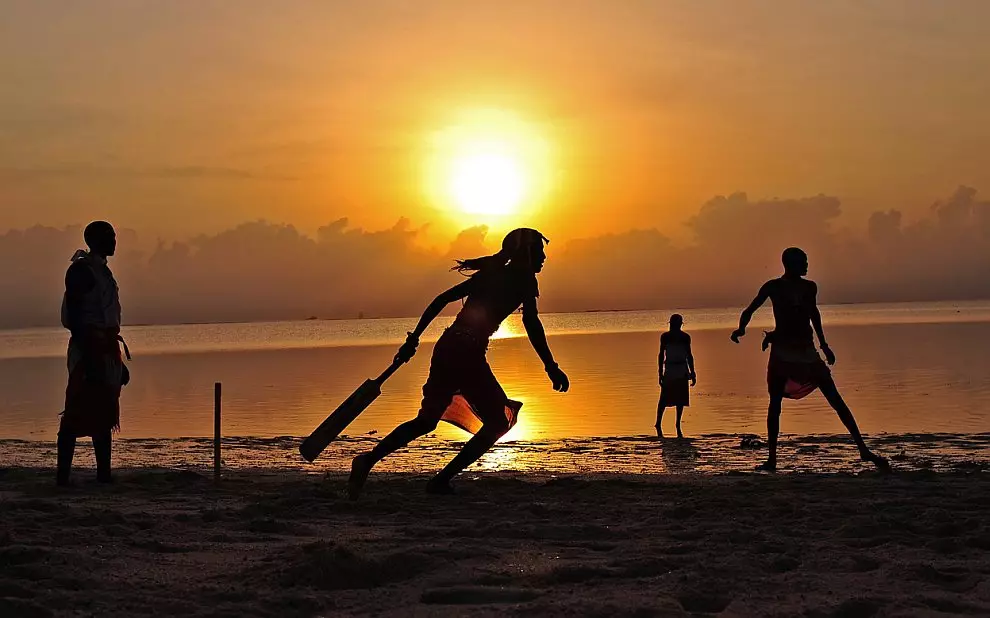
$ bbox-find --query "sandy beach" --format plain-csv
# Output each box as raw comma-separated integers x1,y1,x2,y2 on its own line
1,468,987,617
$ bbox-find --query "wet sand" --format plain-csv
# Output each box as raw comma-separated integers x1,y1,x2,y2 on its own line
4,432,989,474
1,468,988,617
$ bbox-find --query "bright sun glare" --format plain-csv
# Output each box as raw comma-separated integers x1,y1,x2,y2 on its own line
449,148,526,215
425,109,552,221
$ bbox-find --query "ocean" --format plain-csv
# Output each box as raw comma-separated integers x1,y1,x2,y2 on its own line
2,301,989,473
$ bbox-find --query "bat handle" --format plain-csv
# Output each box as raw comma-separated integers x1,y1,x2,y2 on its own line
375,358,405,384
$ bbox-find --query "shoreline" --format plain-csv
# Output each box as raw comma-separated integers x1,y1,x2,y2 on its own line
3,432,988,476
4,297,990,334
7,432,990,476
0,468,987,616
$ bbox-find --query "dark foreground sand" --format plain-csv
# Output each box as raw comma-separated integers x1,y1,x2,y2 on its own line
1,468,988,617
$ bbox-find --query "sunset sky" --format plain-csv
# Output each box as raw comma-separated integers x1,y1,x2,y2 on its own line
3,1,990,246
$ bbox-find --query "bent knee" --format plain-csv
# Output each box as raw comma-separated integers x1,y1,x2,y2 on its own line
410,415,441,434
481,414,511,436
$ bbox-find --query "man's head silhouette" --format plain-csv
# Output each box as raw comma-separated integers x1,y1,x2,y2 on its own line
782,247,808,277
84,221,116,258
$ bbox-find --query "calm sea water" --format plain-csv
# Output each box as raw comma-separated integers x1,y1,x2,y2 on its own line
2,301,989,473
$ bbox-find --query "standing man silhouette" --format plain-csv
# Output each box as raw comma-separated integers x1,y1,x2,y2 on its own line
57,221,130,485
656,314,696,438
731,248,888,472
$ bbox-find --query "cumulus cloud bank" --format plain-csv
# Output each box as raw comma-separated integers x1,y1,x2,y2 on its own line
2,187,989,329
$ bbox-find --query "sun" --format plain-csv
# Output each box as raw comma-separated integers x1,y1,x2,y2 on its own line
449,147,526,215
425,108,553,221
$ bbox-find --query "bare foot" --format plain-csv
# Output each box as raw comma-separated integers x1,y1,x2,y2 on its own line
756,460,777,472
426,477,455,495
862,451,891,473
347,454,373,500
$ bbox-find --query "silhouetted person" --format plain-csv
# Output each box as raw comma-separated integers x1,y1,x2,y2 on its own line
656,314,696,438
348,228,568,497
731,247,888,472
57,221,131,485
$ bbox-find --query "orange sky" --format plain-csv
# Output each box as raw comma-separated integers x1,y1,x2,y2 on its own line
2,1,990,246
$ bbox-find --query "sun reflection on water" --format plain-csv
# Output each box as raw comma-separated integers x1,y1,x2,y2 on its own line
491,317,527,340
502,394,537,442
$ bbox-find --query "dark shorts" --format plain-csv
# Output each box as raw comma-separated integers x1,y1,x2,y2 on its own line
418,330,520,435
659,377,690,408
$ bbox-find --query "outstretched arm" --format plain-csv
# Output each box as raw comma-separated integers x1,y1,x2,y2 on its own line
522,298,569,392
412,280,472,338
395,280,473,362
731,282,771,342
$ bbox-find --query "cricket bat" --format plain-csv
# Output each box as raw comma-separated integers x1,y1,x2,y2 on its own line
299,358,404,462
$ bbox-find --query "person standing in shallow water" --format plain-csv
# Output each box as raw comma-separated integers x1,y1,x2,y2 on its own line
656,314,696,438
58,221,131,485
348,228,569,498
731,247,888,472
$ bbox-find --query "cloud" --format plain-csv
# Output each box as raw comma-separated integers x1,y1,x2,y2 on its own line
1,186,989,329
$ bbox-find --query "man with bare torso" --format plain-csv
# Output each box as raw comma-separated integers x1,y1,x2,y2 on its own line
731,248,889,472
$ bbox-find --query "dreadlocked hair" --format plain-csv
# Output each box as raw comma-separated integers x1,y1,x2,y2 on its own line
451,228,549,276
452,250,510,275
